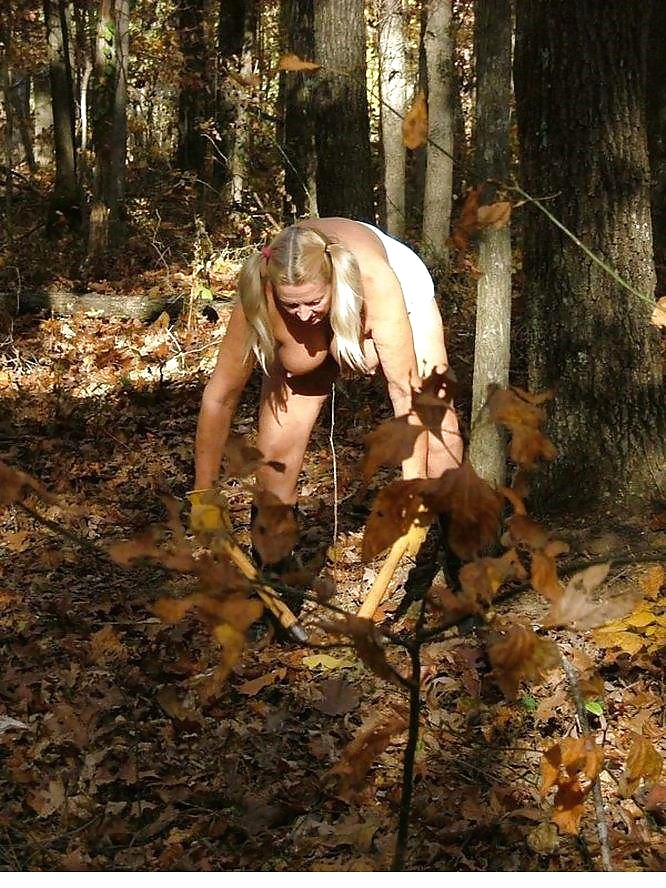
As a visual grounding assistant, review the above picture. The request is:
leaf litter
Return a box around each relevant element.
[0,312,663,871]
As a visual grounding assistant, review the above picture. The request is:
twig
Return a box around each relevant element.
[559,550,666,575]
[561,653,613,873]
[392,597,426,872]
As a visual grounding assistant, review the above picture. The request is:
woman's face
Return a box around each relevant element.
[275,280,332,324]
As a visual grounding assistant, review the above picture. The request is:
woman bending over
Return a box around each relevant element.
[194,218,463,547]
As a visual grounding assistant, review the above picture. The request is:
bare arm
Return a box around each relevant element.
[194,302,256,490]
[362,262,428,479]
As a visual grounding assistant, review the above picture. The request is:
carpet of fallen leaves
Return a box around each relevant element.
[1,308,664,872]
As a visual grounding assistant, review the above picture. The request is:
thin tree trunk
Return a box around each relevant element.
[177,0,208,175]
[87,0,127,262]
[43,0,78,209]
[379,0,406,237]
[469,0,513,488]
[229,3,257,206]
[422,0,454,262]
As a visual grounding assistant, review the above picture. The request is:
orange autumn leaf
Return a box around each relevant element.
[541,735,604,834]
[489,387,557,468]
[448,186,482,252]
[278,53,321,72]
[422,460,503,560]
[328,711,408,798]
[488,624,560,699]
[620,734,663,796]
[459,549,527,614]
[410,366,457,438]
[531,551,564,603]
[362,479,430,559]
[477,200,512,230]
[403,89,428,149]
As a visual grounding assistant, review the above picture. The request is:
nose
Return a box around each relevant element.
[296,305,313,321]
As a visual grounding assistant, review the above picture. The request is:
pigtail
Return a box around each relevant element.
[238,252,275,372]
[327,242,367,373]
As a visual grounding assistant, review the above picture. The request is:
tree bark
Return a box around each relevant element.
[43,0,78,209]
[647,0,666,295]
[87,0,129,262]
[279,0,317,220]
[515,0,665,510]
[229,2,257,206]
[469,0,512,489]
[379,0,406,237]
[313,0,373,221]
[422,0,454,262]
[177,0,209,175]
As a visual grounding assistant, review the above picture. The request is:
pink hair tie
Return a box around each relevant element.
[261,245,271,260]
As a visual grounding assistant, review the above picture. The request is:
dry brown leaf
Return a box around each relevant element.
[507,513,551,550]
[447,186,483,252]
[488,624,560,699]
[362,479,430,559]
[422,460,503,560]
[361,416,424,482]
[410,366,457,436]
[620,734,663,796]
[251,488,299,565]
[0,459,52,505]
[328,711,407,797]
[278,53,321,72]
[476,200,512,230]
[27,778,66,818]
[489,388,556,468]
[90,625,127,664]
[650,295,666,327]
[459,549,527,614]
[403,89,428,150]
[541,735,604,834]
[325,614,401,685]
[531,551,564,603]
[315,678,360,716]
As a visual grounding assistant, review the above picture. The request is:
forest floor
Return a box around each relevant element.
[1,178,665,871]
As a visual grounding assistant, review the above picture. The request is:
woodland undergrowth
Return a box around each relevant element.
[0,303,664,872]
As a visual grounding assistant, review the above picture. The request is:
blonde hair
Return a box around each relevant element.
[238,226,367,374]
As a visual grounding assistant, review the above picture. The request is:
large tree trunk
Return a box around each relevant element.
[313,0,373,221]
[515,0,665,510]
[378,0,406,237]
[647,0,666,295]
[422,0,454,262]
[279,0,317,220]
[469,0,512,489]
[43,0,78,210]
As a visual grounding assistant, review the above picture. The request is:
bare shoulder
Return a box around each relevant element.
[297,218,388,269]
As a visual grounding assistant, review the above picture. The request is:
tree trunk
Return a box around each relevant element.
[378,0,406,237]
[515,0,665,510]
[468,0,513,489]
[647,0,666,295]
[313,0,373,221]
[32,71,53,167]
[87,0,129,262]
[229,2,257,206]
[422,0,454,262]
[279,0,317,220]
[43,0,78,209]
[215,0,247,196]
[177,0,209,175]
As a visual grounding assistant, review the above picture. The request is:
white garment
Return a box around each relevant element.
[358,222,445,375]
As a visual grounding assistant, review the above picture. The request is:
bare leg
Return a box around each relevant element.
[255,360,337,504]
